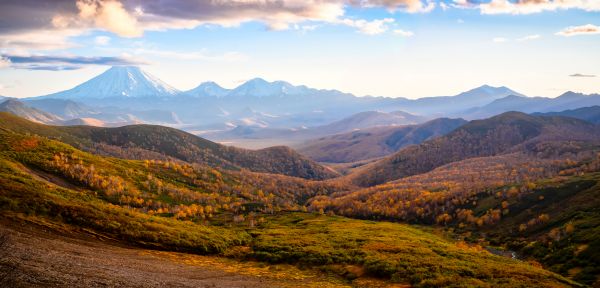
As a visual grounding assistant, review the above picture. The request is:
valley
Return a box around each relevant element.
[1,64,600,288]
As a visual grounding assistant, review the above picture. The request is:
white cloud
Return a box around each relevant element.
[480,0,600,15]
[339,18,395,35]
[556,24,600,36]
[0,57,11,69]
[348,0,436,13]
[94,36,111,45]
[0,28,82,52]
[76,0,143,37]
[393,29,414,37]
[492,37,508,43]
[517,34,541,41]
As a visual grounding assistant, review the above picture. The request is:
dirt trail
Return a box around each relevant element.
[0,221,349,288]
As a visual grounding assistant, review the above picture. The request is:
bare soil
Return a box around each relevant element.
[0,220,348,288]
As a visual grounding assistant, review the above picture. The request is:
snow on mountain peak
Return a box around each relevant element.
[41,66,180,99]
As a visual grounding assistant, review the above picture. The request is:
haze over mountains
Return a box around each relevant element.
[0,65,596,151]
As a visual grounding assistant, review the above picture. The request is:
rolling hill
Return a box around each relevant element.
[0,99,62,124]
[0,128,579,287]
[298,118,467,163]
[0,112,337,180]
[346,112,600,186]
[534,106,600,124]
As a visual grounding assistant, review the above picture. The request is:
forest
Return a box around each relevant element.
[1,112,600,287]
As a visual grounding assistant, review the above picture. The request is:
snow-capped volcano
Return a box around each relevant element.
[228,78,313,98]
[41,66,180,99]
[185,81,231,98]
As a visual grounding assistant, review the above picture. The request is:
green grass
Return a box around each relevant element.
[0,129,583,287]
[462,173,600,285]
[247,213,578,287]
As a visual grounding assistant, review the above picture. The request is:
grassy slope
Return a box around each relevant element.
[249,213,577,287]
[463,172,600,285]
[0,130,578,287]
[346,112,598,187]
[0,112,337,180]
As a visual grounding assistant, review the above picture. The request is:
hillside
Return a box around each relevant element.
[534,106,600,124]
[310,146,600,285]
[346,112,600,186]
[464,171,600,285]
[0,99,62,124]
[0,130,577,287]
[0,112,337,180]
[314,110,428,134]
[298,118,466,163]
[464,92,600,119]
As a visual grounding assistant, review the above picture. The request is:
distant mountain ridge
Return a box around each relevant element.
[464,92,600,119]
[186,81,231,98]
[0,112,337,180]
[0,99,62,124]
[22,65,600,140]
[347,112,600,186]
[533,106,600,124]
[298,117,467,163]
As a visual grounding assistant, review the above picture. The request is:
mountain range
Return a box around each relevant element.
[0,65,594,151]
[346,111,600,186]
[0,112,336,180]
[297,117,467,163]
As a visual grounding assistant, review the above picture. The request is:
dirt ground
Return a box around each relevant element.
[0,221,349,288]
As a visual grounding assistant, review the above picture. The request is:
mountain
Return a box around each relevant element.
[204,110,428,149]
[227,78,313,98]
[23,98,95,118]
[0,112,337,180]
[534,106,600,124]
[399,85,524,115]
[40,66,180,100]
[315,110,428,134]
[347,112,600,186]
[185,81,231,98]
[0,99,62,124]
[298,118,467,163]
[26,66,535,130]
[465,92,600,119]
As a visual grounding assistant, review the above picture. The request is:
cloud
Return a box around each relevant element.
[569,73,596,77]
[339,18,395,35]
[0,0,436,49]
[556,24,600,36]
[348,0,436,13]
[492,37,508,43]
[516,34,541,41]
[479,0,600,15]
[76,0,143,37]
[393,29,414,37]
[2,54,146,70]
[130,48,248,62]
[0,57,11,69]
[94,35,111,45]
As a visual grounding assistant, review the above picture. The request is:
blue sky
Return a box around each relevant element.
[0,0,599,98]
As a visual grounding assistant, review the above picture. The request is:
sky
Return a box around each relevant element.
[0,0,599,99]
